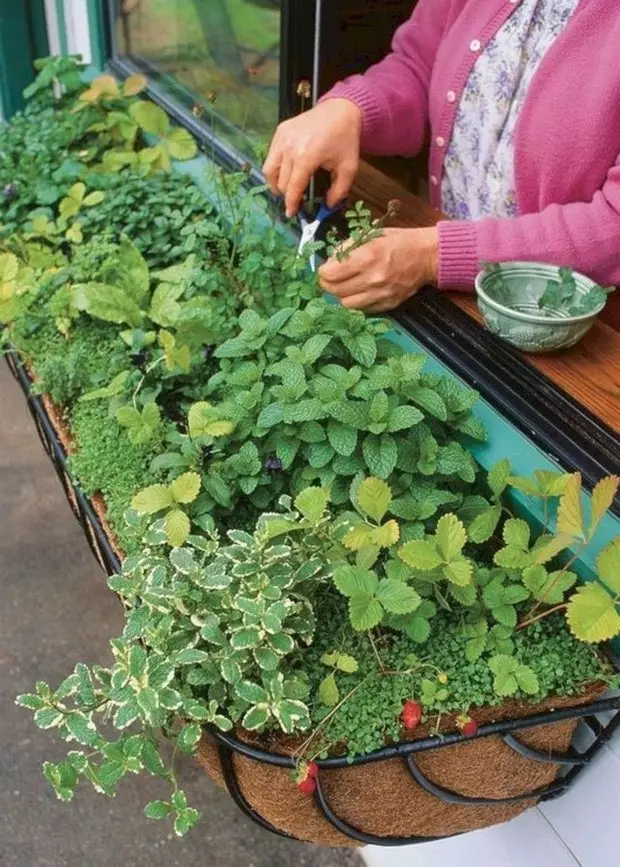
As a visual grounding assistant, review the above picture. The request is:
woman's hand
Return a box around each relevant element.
[263,99,362,218]
[318,228,439,313]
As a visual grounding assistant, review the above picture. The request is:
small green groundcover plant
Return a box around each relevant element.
[1,56,618,838]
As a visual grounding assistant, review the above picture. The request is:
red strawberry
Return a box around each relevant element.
[401,700,423,731]
[307,761,319,779]
[293,760,319,795]
[297,776,317,796]
[457,714,479,737]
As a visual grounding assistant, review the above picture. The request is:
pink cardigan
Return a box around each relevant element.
[322,0,620,318]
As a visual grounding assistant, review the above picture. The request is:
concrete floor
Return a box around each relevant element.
[0,362,363,867]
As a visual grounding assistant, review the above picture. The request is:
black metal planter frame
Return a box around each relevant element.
[5,350,620,848]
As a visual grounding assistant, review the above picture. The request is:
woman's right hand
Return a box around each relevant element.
[263,99,362,218]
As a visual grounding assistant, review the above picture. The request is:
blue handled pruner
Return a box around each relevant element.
[297,201,343,272]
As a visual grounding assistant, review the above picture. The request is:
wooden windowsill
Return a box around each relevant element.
[351,161,620,434]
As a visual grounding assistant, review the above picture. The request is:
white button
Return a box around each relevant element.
[430,175,438,186]
[470,39,481,52]
[435,136,445,148]
[447,90,456,103]
[509,0,519,4]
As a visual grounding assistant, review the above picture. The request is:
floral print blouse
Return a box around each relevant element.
[442,0,581,221]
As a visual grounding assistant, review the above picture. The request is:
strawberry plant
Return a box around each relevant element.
[318,651,359,706]
[131,471,202,547]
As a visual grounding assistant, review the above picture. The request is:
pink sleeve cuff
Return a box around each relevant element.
[318,81,387,153]
[436,220,480,291]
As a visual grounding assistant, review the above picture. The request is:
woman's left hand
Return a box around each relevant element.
[318,227,438,313]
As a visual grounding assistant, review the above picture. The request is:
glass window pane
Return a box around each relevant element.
[113,0,282,160]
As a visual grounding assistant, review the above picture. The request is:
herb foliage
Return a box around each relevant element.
[2,58,618,837]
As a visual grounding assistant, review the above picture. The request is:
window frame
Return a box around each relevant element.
[100,0,317,181]
[0,0,49,118]
[86,0,112,70]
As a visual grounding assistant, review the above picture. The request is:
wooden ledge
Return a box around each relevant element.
[351,161,620,434]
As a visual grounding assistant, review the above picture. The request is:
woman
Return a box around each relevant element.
[263,0,620,322]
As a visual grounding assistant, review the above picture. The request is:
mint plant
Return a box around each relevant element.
[193,298,483,523]
[23,55,87,105]
[324,199,401,263]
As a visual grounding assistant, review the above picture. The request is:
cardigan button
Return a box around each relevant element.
[446,90,457,103]
[430,175,438,186]
[435,136,446,148]
[470,39,481,52]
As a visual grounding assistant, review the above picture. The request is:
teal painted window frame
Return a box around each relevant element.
[54,0,69,56]
[86,0,109,70]
[30,0,51,59]
[0,0,49,118]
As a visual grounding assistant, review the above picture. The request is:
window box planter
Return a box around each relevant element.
[5,347,619,849]
[3,61,619,848]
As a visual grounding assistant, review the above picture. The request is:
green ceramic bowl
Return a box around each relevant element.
[474,262,606,353]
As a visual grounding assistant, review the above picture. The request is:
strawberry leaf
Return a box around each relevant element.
[589,476,619,538]
[294,486,330,523]
[170,472,201,504]
[398,539,443,571]
[557,473,584,539]
[503,518,530,551]
[355,476,392,522]
[376,579,421,615]
[467,505,501,543]
[318,673,339,707]
[597,538,620,595]
[435,514,466,561]
[566,583,620,643]
[333,566,378,598]
[348,594,383,631]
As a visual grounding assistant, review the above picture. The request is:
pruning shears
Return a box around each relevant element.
[297,200,344,272]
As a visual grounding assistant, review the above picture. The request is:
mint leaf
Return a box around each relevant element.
[327,420,358,456]
[355,476,392,522]
[362,434,397,478]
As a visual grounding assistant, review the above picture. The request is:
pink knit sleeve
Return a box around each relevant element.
[318,0,454,157]
[437,156,620,290]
